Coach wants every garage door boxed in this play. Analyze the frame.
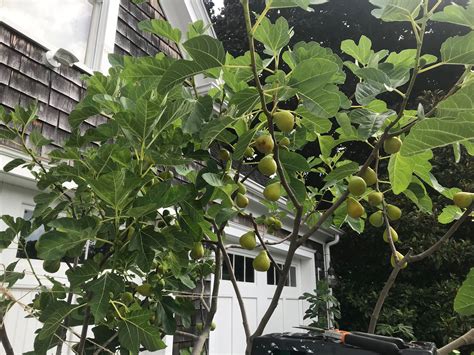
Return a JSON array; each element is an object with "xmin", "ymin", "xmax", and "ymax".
[{"xmin": 209, "ymin": 248, "xmax": 314, "ymax": 355}]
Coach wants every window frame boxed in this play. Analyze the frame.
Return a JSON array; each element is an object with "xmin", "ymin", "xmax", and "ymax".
[{"xmin": 221, "ymin": 252, "xmax": 255, "ymax": 283}]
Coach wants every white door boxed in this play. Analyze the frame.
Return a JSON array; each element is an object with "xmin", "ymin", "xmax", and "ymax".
[{"xmin": 210, "ymin": 248, "xmax": 315, "ymax": 355}]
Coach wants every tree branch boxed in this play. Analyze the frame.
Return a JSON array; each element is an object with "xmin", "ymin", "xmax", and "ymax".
[
  {"xmin": 191, "ymin": 245, "xmax": 222, "ymax": 355},
  {"xmin": 438, "ymin": 329, "xmax": 474, "ymax": 355},
  {"xmin": 175, "ymin": 330, "xmax": 199, "ymax": 341},
  {"xmin": 250, "ymin": 215, "xmax": 282, "ymax": 273},
  {"xmin": 0, "ymin": 314, "xmax": 14, "ymax": 355},
  {"xmin": 409, "ymin": 205, "xmax": 473, "ymax": 263},
  {"xmin": 367, "ymin": 249, "xmax": 413, "ymax": 334},
  {"xmin": 76, "ymin": 306, "xmax": 91, "ymax": 354}
]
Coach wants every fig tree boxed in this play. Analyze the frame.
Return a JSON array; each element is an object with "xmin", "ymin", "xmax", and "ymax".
[
  {"xmin": 190, "ymin": 242, "xmax": 205, "ymax": 260},
  {"xmin": 253, "ymin": 250, "xmax": 271, "ymax": 272},
  {"xmin": 218, "ymin": 148, "xmax": 231, "ymax": 161},
  {"xmin": 369, "ymin": 211, "xmax": 384, "ymax": 227},
  {"xmin": 390, "ymin": 251, "xmax": 407, "ymax": 269},
  {"xmin": 361, "ymin": 167, "xmax": 377, "ymax": 186},
  {"xmin": 239, "ymin": 231, "xmax": 256, "ymax": 250},
  {"xmin": 453, "ymin": 191, "xmax": 472, "ymax": 208},
  {"xmin": 255, "ymin": 134, "xmax": 274, "ymax": 154},
  {"xmin": 274, "ymin": 111, "xmax": 294, "ymax": 133},
  {"xmin": 136, "ymin": 283, "xmax": 152, "ymax": 297},
  {"xmin": 237, "ymin": 181, "xmax": 247, "ymax": 194},
  {"xmin": 387, "ymin": 204, "xmax": 402, "ymax": 221},
  {"xmin": 279, "ymin": 137, "xmax": 290, "ymax": 147},
  {"xmin": 258, "ymin": 155, "xmax": 277, "ymax": 176},
  {"xmin": 43, "ymin": 259, "xmax": 60, "ymax": 273},
  {"xmin": 348, "ymin": 176, "xmax": 367, "ymax": 196},
  {"xmin": 383, "ymin": 137, "xmax": 402, "ymax": 154},
  {"xmin": 368, "ymin": 191, "xmax": 383, "ymax": 206},
  {"xmin": 347, "ymin": 197, "xmax": 365, "ymax": 219},
  {"xmin": 383, "ymin": 226, "xmax": 399, "ymax": 243},
  {"xmin": 235, "ymin": 193, "xmax": 249, "ymax": 208},
  {"xmin": 263, "ymin": 182, "xmax": 281, "ymax": 201}
]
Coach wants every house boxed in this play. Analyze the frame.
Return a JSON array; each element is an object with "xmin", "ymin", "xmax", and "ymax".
[{"xmin": 0, "ymin": 1, "xmax": 341, "ymax": 354}]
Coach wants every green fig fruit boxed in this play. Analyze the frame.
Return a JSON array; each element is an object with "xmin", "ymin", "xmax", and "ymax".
[
  {"xmin": 274, "ymin": 111, "xmax": 294, "ymax": 133},
  {"xmin": 279, "ymin": 137, "xmax": 290, "ymax": 147},
  {"xmin": 390, "ymin": 251, "xmax": 407, "ymax": 269},
  {"xmin": 263, "ymin": 182, "xmax": 281, "ymax": 202},
  {"xmin": 237, "ymin": 181, "xmax": 247, "ymax": 194},
  {"xmin": 383, "ymin": 137, "xmax": 402, "ymax": 154},
  {"xmin": 368, "ymin": 191, "xmax": 383, "ymax": 206},
  {"xmin": 387, "ymin": 204, "xmax": 402, "ymax": 221},
  {"xmin": 347, "ymin": 197, "xmax": 365, "ymax": 219},
  {"xmin": 255, "ymin": 134, "xmax": 274, "ymax": 154},
  {"xmin": 121, "ymin": 292, "xmax": 134, "ymax": 304},
  {"xmin": 348, "ymin": 176, "xmax": 367, "ymax": 196},
  {"xmin": 253, "ymin": 250, "xmax": 271, "ymax": 272},
  {"xmin": 369, "ymin": 211, "xmax": 384, "ymax": 227},
  {"xmin": 43, "ymin": 259, "xmax": 60, "ymax": 273},
  {"xmin": 235, "ymin": 193, "xmax": 249, "ymax": 208},
  {"xmin": 453, "ymin": 192, "xmax": 472, "ymax": 208},
  {"xmin": 93, "ymin": 252, "xmax": 104, "ymax": 264},
  {"xmin": 239, "ymin": 231, "xmax": 256, "ymax": 250},
  {"xmin": 190, "ymin": 242, "xmax": 205, "ymax": 260},
  {"xmin": 383, "ymin": 226, "xmax": 399, "ymax": 243},
  {"xmin": 272, "ymin": 219, "xmax": 282, "ymax": 230},
  {"xmin": 211, "ymin": 321, "xmax": 217, "ymax": 331},
  {"xmin": 361, "ymin": 167, "xmax": 377, "ymax": 186},
  {"xmin": 195, "ymin": 323, "xmax": 203, "ymax": 331},
  {"xmin": 136, "ymin": 283, "xmax": 152, "ymax": 297},
  {"xmin": 244, "ymin": 146, "xmax": 255, "ymax": 158},
  {"xmin": 159, "ymin": 170, "xmax": 174, "ymax": 180},
  {"xmin": 258, "ymin": 155, "xmax": 277, "ymax": 176},
  {"xmin": 218, "ymin": 148, "xmax": 231, "ymax": 161}
]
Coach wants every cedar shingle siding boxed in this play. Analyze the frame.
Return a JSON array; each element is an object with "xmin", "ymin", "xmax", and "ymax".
[
  {"xmin": 1, "ymin": 0, "xmax": 180, "ymax": 156},
  {"xmin": 115, "ymin": 0, "xmax": 180, "ymax": 58},
  {"xmin": 0, "ymin": 23, "xmax": 92, "ymax": 155}
]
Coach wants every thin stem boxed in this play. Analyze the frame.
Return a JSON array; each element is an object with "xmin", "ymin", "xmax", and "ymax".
[
  {"xmin": 438, "ymin": 329, "xmax": 474, "ymax": 355},
  {"xmin": 250, "ymin": 215, "xmax": 282, "ymax": 273},
  {"xmin": 76, "ymin": 307, "xmax": 91, "ymax": 354},
  {"xmin": 367, "ymin": 250, "xmax": 413, "ymax": 333},
  {"xmin": 0, "ymin": 314, "xmax": 14, "ymax": 355},
  {"xmin": 418, "ymin": 61, "xmax": 443, "ymax": 73}
]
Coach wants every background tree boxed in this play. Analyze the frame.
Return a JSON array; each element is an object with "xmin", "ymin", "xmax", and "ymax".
[{"xmin": 205, "ymin": 0, "xmax": 474, "ymax": 349}]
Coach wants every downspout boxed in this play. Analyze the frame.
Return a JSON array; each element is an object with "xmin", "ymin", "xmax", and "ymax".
[{"xmin": 323, "ymin": 233, "xmax": 340, "ymax": 329}]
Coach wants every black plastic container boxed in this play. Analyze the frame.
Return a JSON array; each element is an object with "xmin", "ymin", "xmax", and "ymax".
[{"xmin": 251, "ymin": 332, "xmax": 437, "ymax": 355}]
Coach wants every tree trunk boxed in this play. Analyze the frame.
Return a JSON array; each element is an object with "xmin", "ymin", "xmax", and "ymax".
[{"xmin": 0, "ymin": 314, "xmax": 14, "ymax": 355}]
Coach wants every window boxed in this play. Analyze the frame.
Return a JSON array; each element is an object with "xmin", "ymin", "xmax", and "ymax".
[
  {"xmin": 1, "ymin": 0, "xmax": 109, "ymax": 69},
  {"xmin": 267, "ymin": 264, "xmax": 297, "ymax": 287},
  {"xmin": 222, "ymin": 253, "xmax": 255, "ymax": 283}
]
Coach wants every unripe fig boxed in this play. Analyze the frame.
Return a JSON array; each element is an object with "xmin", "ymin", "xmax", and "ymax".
[
  {"xmin": 121, "ymin": 292, "xmax": 134, "ymax": 304},
  {"xmin": 369, "ymin": 211, "xmax": 384, "ymax": 227},
  {"xmin": 235, "ymin": 193, "xmax": 249, "ymax": 208},
  {"xmin": 211, "ymin": 321, "xmax": 217, "ymax": 331},
  {"xmin": 347, "ymin": 197, "xmax": 365, "ymax": 219},
  {"xmin": 43, "ymin": 259, "xmax": 60, "ymax": 273},
  {"xmin": 348, "ymin": 176, "xmax": 367, "ymax": 196},
  {"xmin": 190, "ymin": 242, "xmax": 205, "ymax": 260},
  {"xmin": 390, "ymin": 251, "xmax": 407, "ymax": 269},
  {"xmin": 218, "ymin": 148, "xmax": 231, "ymax": 161},
  {"xmin": 274, "ymin": 111, "xmax": 295, "ymax": 133},
  {"xmin": 383, "ymin": 137, "xmax": 402, "ymax": 154},
  {"xmin": 383, "ymin": 226, "xmax": 399, "ymax": 243},
  {"xmin": 195, "ymin": 323, "xmax": 203, "ymax": 331},
  {"xmin": 237, "ymin": 181, "xmax": 247, "ymax": 194},
  {"xmin": 387, "ymin": 204, "xmax": 402, "ymax": 221},
  {"xmin": 263, "ymin": 182, "xmax": 281, "ymax": 201},
  {"xmin": 239, "ymin": 231, "xmax": 257, "ymax": 250},
  {"xmin": 361, "ymin": 167, "xmax": 377, "ymax": 186},
  {"xmin": 93, "ymin": 252, "xmax": 104, "ymax": 264},
  {"xmin": 255, "ymin": 134, "xmax": 274, "ymax": 154},
  {"xmin": 368, "ymin": 191, "xmax": 383, "ymax": 206},
  {"xmin": 244, "ymin": 146, "xmax": 255, "ymax": 158},
  {"xmin": 258, "ymin": 155, "xmax": 277, "ymax": 176},
  {"xmin": 453, "ymin": 192, "xmax": 472, "ymax": 208},
  {"xmin": 159, "ymin": 170, "xmax": 174, "ymax": 180},
  {"xmin": 279, "ymin": 137, "xmax": 290, "ymax": 147},
  {"xmin": 253, "ymin": 250, "xmax": 271, "ymax": 272},
  {"xmin": 136, "ymin": 283, "xmax": 152, "ymax": 297},
  {"xmin": 272, "ymin": 219, "xmax": 282, "ymax": 230}
]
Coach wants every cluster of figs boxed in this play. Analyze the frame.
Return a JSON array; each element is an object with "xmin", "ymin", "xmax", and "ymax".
[{"xmin": 346, "ymin": 136, "xmax": 473, "ymax": 268}]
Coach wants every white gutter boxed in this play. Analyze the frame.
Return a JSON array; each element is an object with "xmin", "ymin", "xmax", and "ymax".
[{"xmin": 324, "ymin": 233, "xmax": 340, "ymax": 329}]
